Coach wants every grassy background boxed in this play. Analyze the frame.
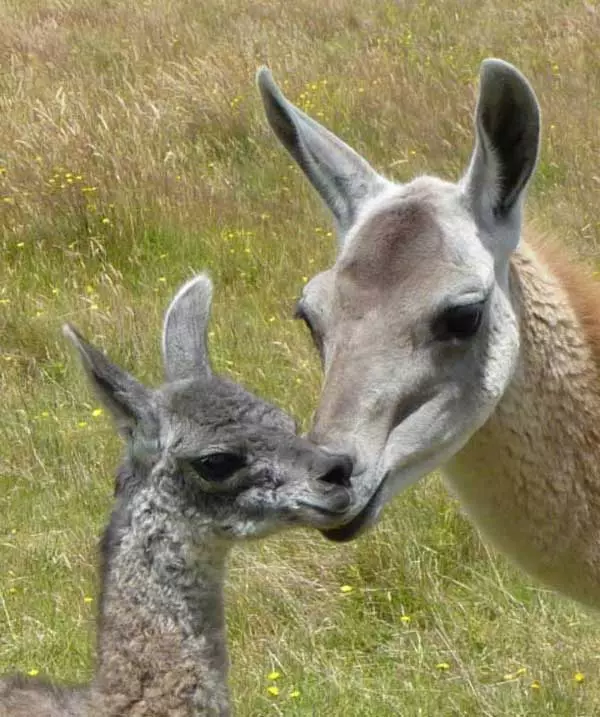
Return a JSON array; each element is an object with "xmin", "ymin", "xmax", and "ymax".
[{"xmin": 1, "ymin": 0, "xmax": 600, "ymax": 714}]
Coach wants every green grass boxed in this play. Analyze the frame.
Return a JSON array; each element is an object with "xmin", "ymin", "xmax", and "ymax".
[{"xmin": 1, "ymin": 0, "xmax": 600, "ymax": 714}]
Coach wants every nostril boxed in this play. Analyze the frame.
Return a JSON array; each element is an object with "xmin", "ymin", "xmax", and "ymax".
[{"xmin": 319, "ymin": 455, "xmax": 353, "ymax": 487}]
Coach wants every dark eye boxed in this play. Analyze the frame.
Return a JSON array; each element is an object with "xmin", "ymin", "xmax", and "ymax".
[
  {"xmin": 434, "ymin": 301, "xmax": 485, "ymax": 341},
  {"xmin": 189, "ymin": 452, "xmax": 246, "ymax": 482}
]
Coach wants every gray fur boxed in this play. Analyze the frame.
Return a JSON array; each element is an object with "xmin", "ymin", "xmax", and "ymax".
[
  {"xmin": 162, "ymin": 275, "xmax": 213, "ymax": 382},
  {"xmin": 0, "ymin": 274, "xmax": 353, "ymax": 716},
  {"xmin": 0, "ymin": 676, "xmax": 89, "ymax": 717}
]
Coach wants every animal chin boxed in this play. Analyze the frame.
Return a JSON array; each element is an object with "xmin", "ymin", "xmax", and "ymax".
[{"xmin": 320, "ymin": 477, "xmax": 386, "ymax": 542}]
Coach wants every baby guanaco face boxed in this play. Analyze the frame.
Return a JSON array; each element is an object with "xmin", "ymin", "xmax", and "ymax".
[
  {"xmin": 147, "ymin": 374, "xmax": 353, "ymax": 539},
  {"xmin": 65, "ymin": 275, "xmax": 354, "ymax": 541}
]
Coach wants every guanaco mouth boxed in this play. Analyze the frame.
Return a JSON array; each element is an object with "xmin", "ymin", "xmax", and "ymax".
[
  {"xmin": 320, "ymin": 477, "xmax": 387, "ymax": 542},
  {"xmin": 297, "ymin": 488, "xmax": 352, "ymax": 518}
]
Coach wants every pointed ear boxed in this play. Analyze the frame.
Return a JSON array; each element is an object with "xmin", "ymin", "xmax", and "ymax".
[
  {"xmin": 257, "ymin": 67, "xmax": 387, "ymax": 240},
  {"xmin": 464, "ymin": 59, "xmax": 540, "ymax": 232},
  {"xmin": 162, "ymin": 274, "xmax": 213, "ymax": 382},
  {"xmin": 63, "ymin": 324, "xmax": 155, "ymax": 439}
]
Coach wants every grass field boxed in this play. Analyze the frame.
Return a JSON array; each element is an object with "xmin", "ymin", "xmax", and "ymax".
[{"xmin": 1, "ymin": 0, "xmax": 600, "ymax": 714}]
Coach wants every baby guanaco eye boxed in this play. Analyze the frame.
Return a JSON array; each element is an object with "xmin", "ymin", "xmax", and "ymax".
[
  {"xmin": 433, "ymin": 301, "xmax": 485, "ymax": 341},
  {"xmin": 189, "ymin": 452, "xmax": 246, "ymax": 482}
]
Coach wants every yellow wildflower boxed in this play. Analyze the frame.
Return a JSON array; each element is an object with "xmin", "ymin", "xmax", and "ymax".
[{"xmin": 503, "ymin": 667, "xmax": 527, "ymax": 680}]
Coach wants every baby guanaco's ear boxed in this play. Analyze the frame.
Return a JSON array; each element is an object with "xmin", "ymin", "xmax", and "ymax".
[
  {"xmin": 63, "ymin": 323, "xmax": 156, "ymax": 439},
  {"xmin": 162, "ymin": 274, "xmax": 214, "ymax": 382}
]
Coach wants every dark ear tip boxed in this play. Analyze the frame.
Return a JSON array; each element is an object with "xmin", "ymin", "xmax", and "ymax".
[
  {"xmin": 480, "ymin": 58, "xmax": 527, "ymax": 81},
  {"xmin": 256, "ymin": 66, "xmax": 281, "ymax": 103},
  {"xmin": 481, "ymin": 57, "xmax": 517, "ymax": 75},
  {"xmin": 478, "ymin": 58, "xmax": 540, "ymax": 122},
  {"xmin": 256, "ymin": 65, "xmax": 272, "ymax": 86},
  {"xmin": 480, "ymin": 58, "xmax": 536, "ymax": 93},
  {"xmin": 62, "ymin": 322, "xmax": 82, "ymax": 345},
  {"xmin": 62, "ymin": 322, "xmax": 97, "ymax": 370}
]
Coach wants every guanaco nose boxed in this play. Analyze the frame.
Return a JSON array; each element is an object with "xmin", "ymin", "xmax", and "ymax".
[{"xmin": 316, "ymin": 454, "xmax": 354, "ymax": 488}]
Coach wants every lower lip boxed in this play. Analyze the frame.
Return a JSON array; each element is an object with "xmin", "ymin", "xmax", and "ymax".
[
  {"xmin": 298, "ymin": 491, "xmax": 352, "ymax": 517},
  {"xmin": 321, "ymin": 477, "xmax": 387, "ymax": 542}
]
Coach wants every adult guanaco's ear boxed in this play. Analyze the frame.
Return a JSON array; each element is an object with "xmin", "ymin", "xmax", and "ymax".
[
  {"xmin": 463, "ymin": 59, "xmax": 541, "ymax": 245},
  {"xmin": 257, "ymin": 67, "xmax": 388, "ymax": 242}
]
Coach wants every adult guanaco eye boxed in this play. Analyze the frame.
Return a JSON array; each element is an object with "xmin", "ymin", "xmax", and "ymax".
[
  {"xmin": 434, "ymin": 301, "xmax": 485, "ymax": 341},
  {"xmin": 190, "ymin": 452, "xmax": 246, "ymax": 482}
]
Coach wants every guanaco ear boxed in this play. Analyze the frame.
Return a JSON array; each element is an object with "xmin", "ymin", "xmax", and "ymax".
[
  {"xmin": 257, "ymin": 67, "xmax": 388, "ymax": 242},
  {"xmin": 162, "ymin": 274, "xmax": 213, "ymax": 382},
  {"xmin": 63, "ymin": 324, "xmax": 155, "ymax": 439},
  {"xmin": 463, "ymin": 59, "xmax": 540, "ymax": 245}
]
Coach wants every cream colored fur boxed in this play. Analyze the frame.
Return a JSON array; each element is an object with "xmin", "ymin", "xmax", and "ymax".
[{"xmin": 446, "ymin": 239, "xmax": 600, "ymax": 607}]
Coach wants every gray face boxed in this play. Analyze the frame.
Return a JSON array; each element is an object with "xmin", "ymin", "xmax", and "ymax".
[
  {"xmin": 258, "ymin": 59, "xmax": 540, "ymax": 540},
  {"xmin": 155, "ymin": 374, "xmax": 353, "ymax": 538},
  {"xmin": 65, "ymin": 275, "xmax": 353, "ymax": 541}
]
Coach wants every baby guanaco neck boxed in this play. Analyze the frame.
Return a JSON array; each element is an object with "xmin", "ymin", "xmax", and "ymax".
[{"xmin": 92, "ymin": 464, "xmax": 232, "ymax": 716}]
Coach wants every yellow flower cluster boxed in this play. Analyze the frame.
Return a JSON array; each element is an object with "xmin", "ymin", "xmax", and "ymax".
[{"xmin": 265, "ymin": 669, "xmax": 300, "ymax": 700}]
